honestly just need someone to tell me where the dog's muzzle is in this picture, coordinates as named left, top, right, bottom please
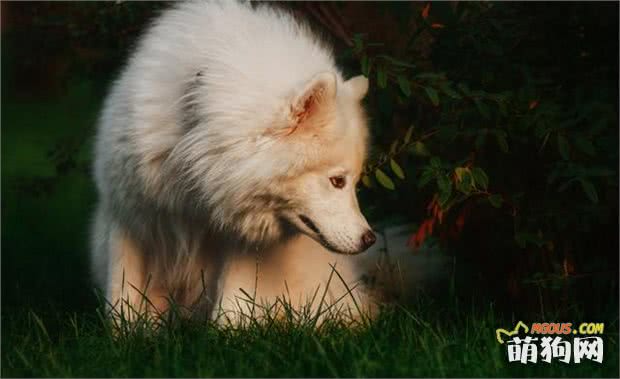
left=298, top=214, right=377, bottom=254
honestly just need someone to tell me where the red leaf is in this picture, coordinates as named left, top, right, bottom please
left=421, top=3, right=430, bottom=19
left=427, top=219, right=434, bottom=235
left=529, top=100, right=539, bottom=110
left=426, top=195, right=438, bottom=213
left=431, top=23, right=445, bottom=29
left=408, top=218, right=435, bottom=249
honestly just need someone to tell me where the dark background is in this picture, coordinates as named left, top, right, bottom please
left=2, top=1, right=618, bottom=327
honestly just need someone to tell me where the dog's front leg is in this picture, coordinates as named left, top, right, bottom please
left=181, top=252, right=229, bottom=324
left=106, top=227, right=168, bottom=327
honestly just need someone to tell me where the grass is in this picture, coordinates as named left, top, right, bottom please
left=2, top=293, right=618, bottom=377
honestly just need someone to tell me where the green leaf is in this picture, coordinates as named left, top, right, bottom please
left=557, top=134, right=570, bottom=160
left=361, top=174, right=372, bottom=188
left=438, top=184, right=452, bottom=206
left=418, top=168, right=435, bottom=188
left=404, top=125, right=414, bottom=144
left=353, top=34, right=363, bottom=53
left=375, top=168, right=395, bottom=190
left=361, top=55, right=370, bottom=76
left=437, top=174, right=452, bottom=195
left=488, top=194, right=503, bottom=208
left=430, top=156, right=441, bottom=168
left=471, top=167, right=489, bottom=190
left=409, top=141, right=430, bottom=156
left=377, top=67, right=388, bottom=89
left=579, top=179, right=598, bottom=203
left=440, top=83, right=462, bottom=99
left=377, top=55, right=416, bottom=69
left=437, top=175, right=452, bottom=206
left=456, top=172, right=473, bottom=194
left=424, top=87, right=440, bottom=106
left=397, top=75, right=411, bottom=97
left=390, top=159, right=405, bottom=180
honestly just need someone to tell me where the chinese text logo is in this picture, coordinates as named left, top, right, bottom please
left=496, top=321, right=604, bottom=364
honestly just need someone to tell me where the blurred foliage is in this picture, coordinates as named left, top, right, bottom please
left=1, top=1, right=618, bottom=316
left=334, top=2, right=618, bottom=311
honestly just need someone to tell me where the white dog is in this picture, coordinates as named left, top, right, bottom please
left=91, top=1, right=428, bottom=326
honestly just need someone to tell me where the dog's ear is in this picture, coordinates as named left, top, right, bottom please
left=344, top=75, right=368, bottom=101
left=288, top=72, right=337, bottom=132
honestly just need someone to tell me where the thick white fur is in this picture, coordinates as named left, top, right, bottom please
left=91, top=1, right=430, bottom=326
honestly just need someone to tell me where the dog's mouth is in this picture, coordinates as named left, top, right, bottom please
left=297, top=214, right=353, bottom=255
left=298, top=214, right=320, bottom=235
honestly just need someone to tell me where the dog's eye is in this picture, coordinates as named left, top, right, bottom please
left=329, top=175, right=346, bottom=189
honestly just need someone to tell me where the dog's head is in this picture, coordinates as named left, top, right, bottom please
left=165, top=71, right=375, bottom=254
left=272, top=72, right=375, bottom=254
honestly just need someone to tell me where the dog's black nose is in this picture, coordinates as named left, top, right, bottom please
left=360, top=230, right=377, bottom=251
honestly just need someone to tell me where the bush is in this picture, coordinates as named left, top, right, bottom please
left=326, top=2, right=618, bottom=312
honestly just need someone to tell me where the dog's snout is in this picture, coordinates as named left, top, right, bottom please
left=360, top=229, right=377, bottom=251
